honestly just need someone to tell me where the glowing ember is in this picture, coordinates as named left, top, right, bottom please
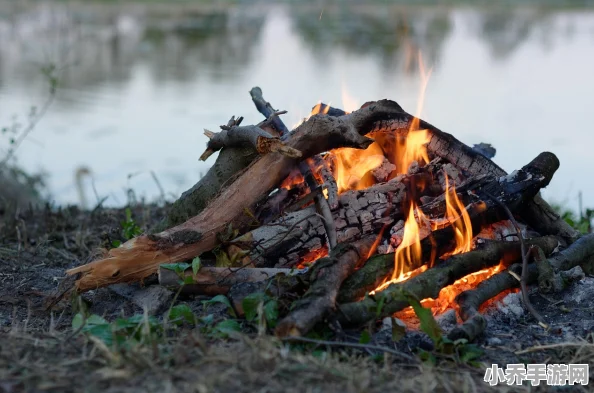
left=296, top=246, right=329, bottom=269
left=395, top=263, right=509, bottom=320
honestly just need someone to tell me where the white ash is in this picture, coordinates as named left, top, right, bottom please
left=563, top=276, right=594, bottom=304
left=496, top=292, right=525, bottom=319
left=435, top=309, right=458, bottom=331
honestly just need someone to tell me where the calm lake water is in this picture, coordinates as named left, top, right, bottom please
left=1, top=2, right=593, bottom=211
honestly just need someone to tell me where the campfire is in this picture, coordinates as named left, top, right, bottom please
left=61, top=76, right=593, bottom=343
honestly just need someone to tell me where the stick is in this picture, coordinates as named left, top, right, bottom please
left=483, top=190, right=548, bottom=329
left=337, top=236, right=559, bottom=327
left=275, top=238, right=374, bottom=337
left=281, top=336, right=416, bottom=362
left=249, top=87, right=290, bottom=137
left=200, top=122, right=300, bottom=161
left=448, top=258, right=585, bottom=342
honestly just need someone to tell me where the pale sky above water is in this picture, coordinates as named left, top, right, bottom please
left=1, top=4, right=593, bottom=212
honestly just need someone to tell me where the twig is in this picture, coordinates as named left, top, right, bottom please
left=515, top=342, right=594, bottom=355
left=0, top=79, right=56, bottom=169
left=249, top=87, right=290, bottom=137
left=299, top=160, right=337, bottom=251
left=281, top=336, right=415, bottom=362
left=483, top=191, right=548, bottom=329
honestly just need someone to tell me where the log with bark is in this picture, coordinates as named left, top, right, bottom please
left=447, top=234, right=594, bottom=341
left=337, top=236, right=560, bottom=327
left=66, top=100, right=408, bottom=292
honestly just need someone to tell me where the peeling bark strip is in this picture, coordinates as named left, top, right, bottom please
left=66, top=100, right=408, bottom=292
left=275, top=238, right=375, bottom=338
left=337, top=236, right=559, bottom=327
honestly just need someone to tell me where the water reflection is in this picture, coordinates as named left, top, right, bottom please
left=291, top=7, right=452, bottom=75
left=0, top=2, right=593, bottom=210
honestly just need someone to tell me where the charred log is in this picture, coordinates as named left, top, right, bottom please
left=338, top=152, right=560, bottom=302
left=337, top=236, right=559, bottom=327
left=275, top=238, right=374, bottom=337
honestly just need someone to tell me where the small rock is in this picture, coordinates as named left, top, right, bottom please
left=435, top=309, right=457, bottom=331
left=486, top=337, right=503, bottom=346
left=381, top=316, right=406, bottom=330
left=132, top=286, right=174, bottom=315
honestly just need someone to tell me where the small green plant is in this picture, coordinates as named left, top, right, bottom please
left=71, top=312, right=163, bottom=349
left=242, top=291, right=279, bottom=332
left=552, top=203, right=592, bottom=234
left=202, top=294, right=238, bottom=318
left=161, top=257, right=201, bottom=285
left=111, top=207, right=143, bottom=247
left=397, top=289, right=483, bottom=366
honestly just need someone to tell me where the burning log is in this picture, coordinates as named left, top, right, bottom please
left=275, top=238, right=375, bottom=338
left=447, top=234, right=594, bottom=341
left=338, top=152, right=560, bottom=302
left=66, top=100, right=409, bottom=292
left=366, top=112, right=580, bottom=243
left=230, top=176, right=406, bottom=268
left=449, top=252, right=587, bottom=342
left=337, top=236, right=559, bottom=327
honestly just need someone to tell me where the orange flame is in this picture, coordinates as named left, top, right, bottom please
left=444, top=177, right=473, bottom=255
left=329, top=143, right=385, bottom=194
left=341, top=82, right=359, bottom=113
left=371, top=203, right=429, bottom=294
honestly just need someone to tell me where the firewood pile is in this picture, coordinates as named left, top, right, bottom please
left=63, top=87, right=594, bottom=342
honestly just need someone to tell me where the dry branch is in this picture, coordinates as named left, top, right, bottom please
left=66, top=100, right=407, bottom=292
left=275, top=238, right=375, bottom=338
left=200, top=122, right=301, bottom=161
left=447, top=235, right=594, bottom=341
left=449, top=259, right=585, bottom=342
left=337, top=236, right=559, bottom=327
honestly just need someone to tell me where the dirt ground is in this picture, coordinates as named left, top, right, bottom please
left=0, top=204, right=592, bottom=393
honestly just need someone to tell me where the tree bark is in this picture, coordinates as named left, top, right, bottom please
left=66, top=100, right=405, bottom=292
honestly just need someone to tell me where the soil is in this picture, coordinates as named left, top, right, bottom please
left=0, top=204, right=593, bottom=392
